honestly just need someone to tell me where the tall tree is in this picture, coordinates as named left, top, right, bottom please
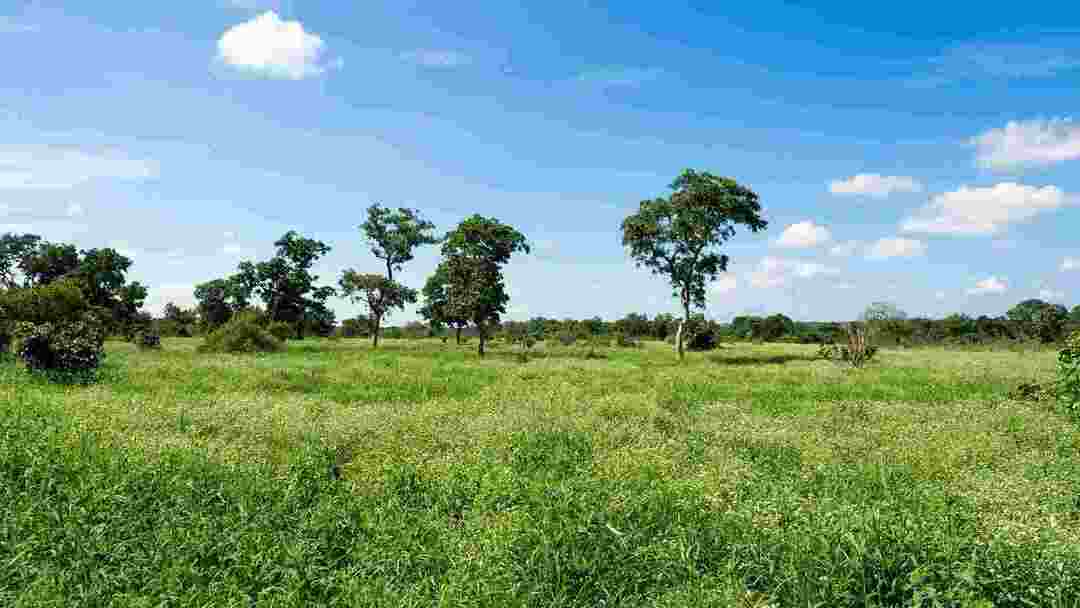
left=622, top=169, right=767, bottom=359
left=439, top=215, right=529, bottom=358
left=193, top=277, right=251, bottom=330
left=341, top=204, right=438, bottom=347
left=338, top=271, right=416, bottom=348
left=234, top=231, right=335, bottom=339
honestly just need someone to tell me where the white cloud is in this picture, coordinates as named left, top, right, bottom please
left=712, top=275, right=737, bottom=293
left=866, top=237, right=926, bottom=259
left=66, top=202, right=85, bottom=217
left=0, top=145, right=158, bottom=189
left=775, top=220, right=831, bottom=248
left=217, top=11, right=331, bottom=80
left=967, top=276, right=1008, bottom=295
left=828, top=240, right=860, bottom=257
left=747, top=256, right=838, bottom=289
left=1039, top=288, right=1066, bottom=302
left=972, top=118, right=1080, bottom=170
left=901, top=182, right=1067, bottom=235
left=1062, top=257, right=1080, bottom=272
left=400, top=49, right=471, bottom=68
left=829, top=174, right=923, bottom=198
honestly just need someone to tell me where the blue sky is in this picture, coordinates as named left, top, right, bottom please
left=3, top=1, right=1080, bottom=323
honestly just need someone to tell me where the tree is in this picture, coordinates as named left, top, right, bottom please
left=419, top=262, right=469, bottom=344
left=0, top=232, right=42, bottom=289
left=193, top=277, right=250, bottom=330
left=1007, top=299, right=1069, bottom=343
left=861, top=302, right=908, bottom=322
left=622, top=169, right=767, bottom=359
left=439, top=215, right=530, bottom=358
left=1071, top=305, right=1080, bottom=323
left=235, top=231, right=335, bottom=339
left=20, top=242, right=79, bottom=287
left=338, top=271, right=416, bottom=348
left=342, top=204, right=439, bottom=347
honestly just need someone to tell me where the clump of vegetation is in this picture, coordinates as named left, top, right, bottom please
left=198, top=312, right=284, bottom=354
left=266, top=321, right=293, bottom=343
left=136, top=331, right=162, bottom=350
left=818, top=323, right=877, bottom=368
left=558, top=332, right=577, bottom=347
left=1, top=279, right=107, bottom=380
left=1056, top=330, right=1080, bottom=419
left=613, top=332, right=640, bottom=348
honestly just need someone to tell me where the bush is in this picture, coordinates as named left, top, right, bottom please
left=136, top=331, right=162, bottom=350
left=817, top=323, right=877, bottom=368
left=558, top=332, right=577, bottom=346
left=614, top=332, right=640, bottom=348
left=266, top=321, right=293, bottom=342
left=14, top=317, right=106, bottom=376
left=1056, top=331, right=1080, bottom=419
left=199, top=315, right=284, bottom=354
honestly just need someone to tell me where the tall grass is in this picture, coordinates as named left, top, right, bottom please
left=2, top=339, right=1079, bottom=606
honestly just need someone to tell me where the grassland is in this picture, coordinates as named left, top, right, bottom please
left=3, top=338, right=1080, bottom=607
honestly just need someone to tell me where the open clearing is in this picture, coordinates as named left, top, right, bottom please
left=3, top=339, right=1080, bottom=606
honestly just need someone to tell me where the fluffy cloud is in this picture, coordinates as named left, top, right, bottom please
left=217, top=12, right=331, bottom=79
left=866, top=237, right=926, bottom=259
left=1062, top=257, right=1080, bottom=272
left=967, top=276, right=1008, bottom=295
left=972, top=118, right=1080, bottom=170
left=829, top=174, right=923, bottom=198
left=400, top=50, right=471, bottom=68
left=828, top=240, right=860, bottom=257
left=0, top=145, right=158, bottom=189
left=747, top=256, right=838, bottom=289
left=901, top=182, right=1066, bottom=235
left=775, top=220, right=831, bottom=248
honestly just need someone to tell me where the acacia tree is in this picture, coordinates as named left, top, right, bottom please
left=439, top=215, right=529, bottom=358
left=234, top=231, right=336, bottom=339
left=340, top=204, right=439, bottom=347
left=621, top=169, right=767, bottom=360
left=338, top=271, right=416, bottom=348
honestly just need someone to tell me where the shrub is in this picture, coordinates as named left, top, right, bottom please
left=614, top=332, right=640, bottom=348
left=818, top=323, right=877, bottom=368
left=266, top=321, right=293, bottom=342
left=1, top=280, right=107, bottom=378
left=1056, top=331, right=1080, bottom=419
left=136, top=331, right=162, bottom=350
left=199, top=315, right=284, bottom=354
left=14, top=317, right=107, bottom=376
left=558, top=332, right=577, bottom=346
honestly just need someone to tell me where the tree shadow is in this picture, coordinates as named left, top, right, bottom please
left=708, top=353, right=818, bottom=366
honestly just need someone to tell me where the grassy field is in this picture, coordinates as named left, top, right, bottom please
left=3, top=338, right=1080, bottom=606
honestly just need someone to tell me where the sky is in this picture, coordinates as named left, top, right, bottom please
left=3, top=1, right=1080, bottom=323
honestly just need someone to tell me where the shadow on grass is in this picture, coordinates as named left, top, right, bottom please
left=709, top=353, right=818, bottom=366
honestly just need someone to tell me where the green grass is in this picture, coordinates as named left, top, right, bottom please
left=3, top=338, right=1080, bottom=606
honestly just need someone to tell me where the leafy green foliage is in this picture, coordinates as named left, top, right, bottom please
left=360, top=204, right=439, bottom=281
left=621, top=169, right=767, bottom=359
left=266, top=321, right=294, bottom=343
left=1008, top=299, right=1069, bottom=343
left=0, top=279, right=107, bottom=379
left=818, top=323, right=878, bottom=368
left=198, top=312, right=285, bottom=354
left=338, top=271, right=417, bottom=347
left=438, top=215, right=530, bottom=357
left=233, top=231, right=336, bottom=339
left=193, top=277, right=251, bottom=330
left=1056, top=331, right=1080, bottom=419
left=0, top=232, right=42, bottom=288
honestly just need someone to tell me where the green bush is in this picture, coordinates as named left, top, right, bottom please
left=1056, top=331, right=1080, bottom=419
left=266, top=321, right=293, bottom=342
left=0, top=280, right=107, bottom=378
left=614, top=332, right=640, bottom=348
left=199, top=314, right=284, bottom=354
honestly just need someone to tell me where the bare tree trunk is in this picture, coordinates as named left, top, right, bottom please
left=455, top=327, right=462, bottom=344
left=477, top=324, right=486, bottom=358
left=676, top=292, right=690, bottom=361
left=372, top=315, right=381, bottom=349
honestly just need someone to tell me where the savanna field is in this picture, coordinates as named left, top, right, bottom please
left=3, top=338, right=1080, bottom=607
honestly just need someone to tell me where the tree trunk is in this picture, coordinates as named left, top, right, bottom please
left=455, top=327, right=462, bottom=345
left=477, top=324, right=486, bottom=358
left=372, top=315, right=382, bottom=349
left=676, top=293, right=690, bottom=361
